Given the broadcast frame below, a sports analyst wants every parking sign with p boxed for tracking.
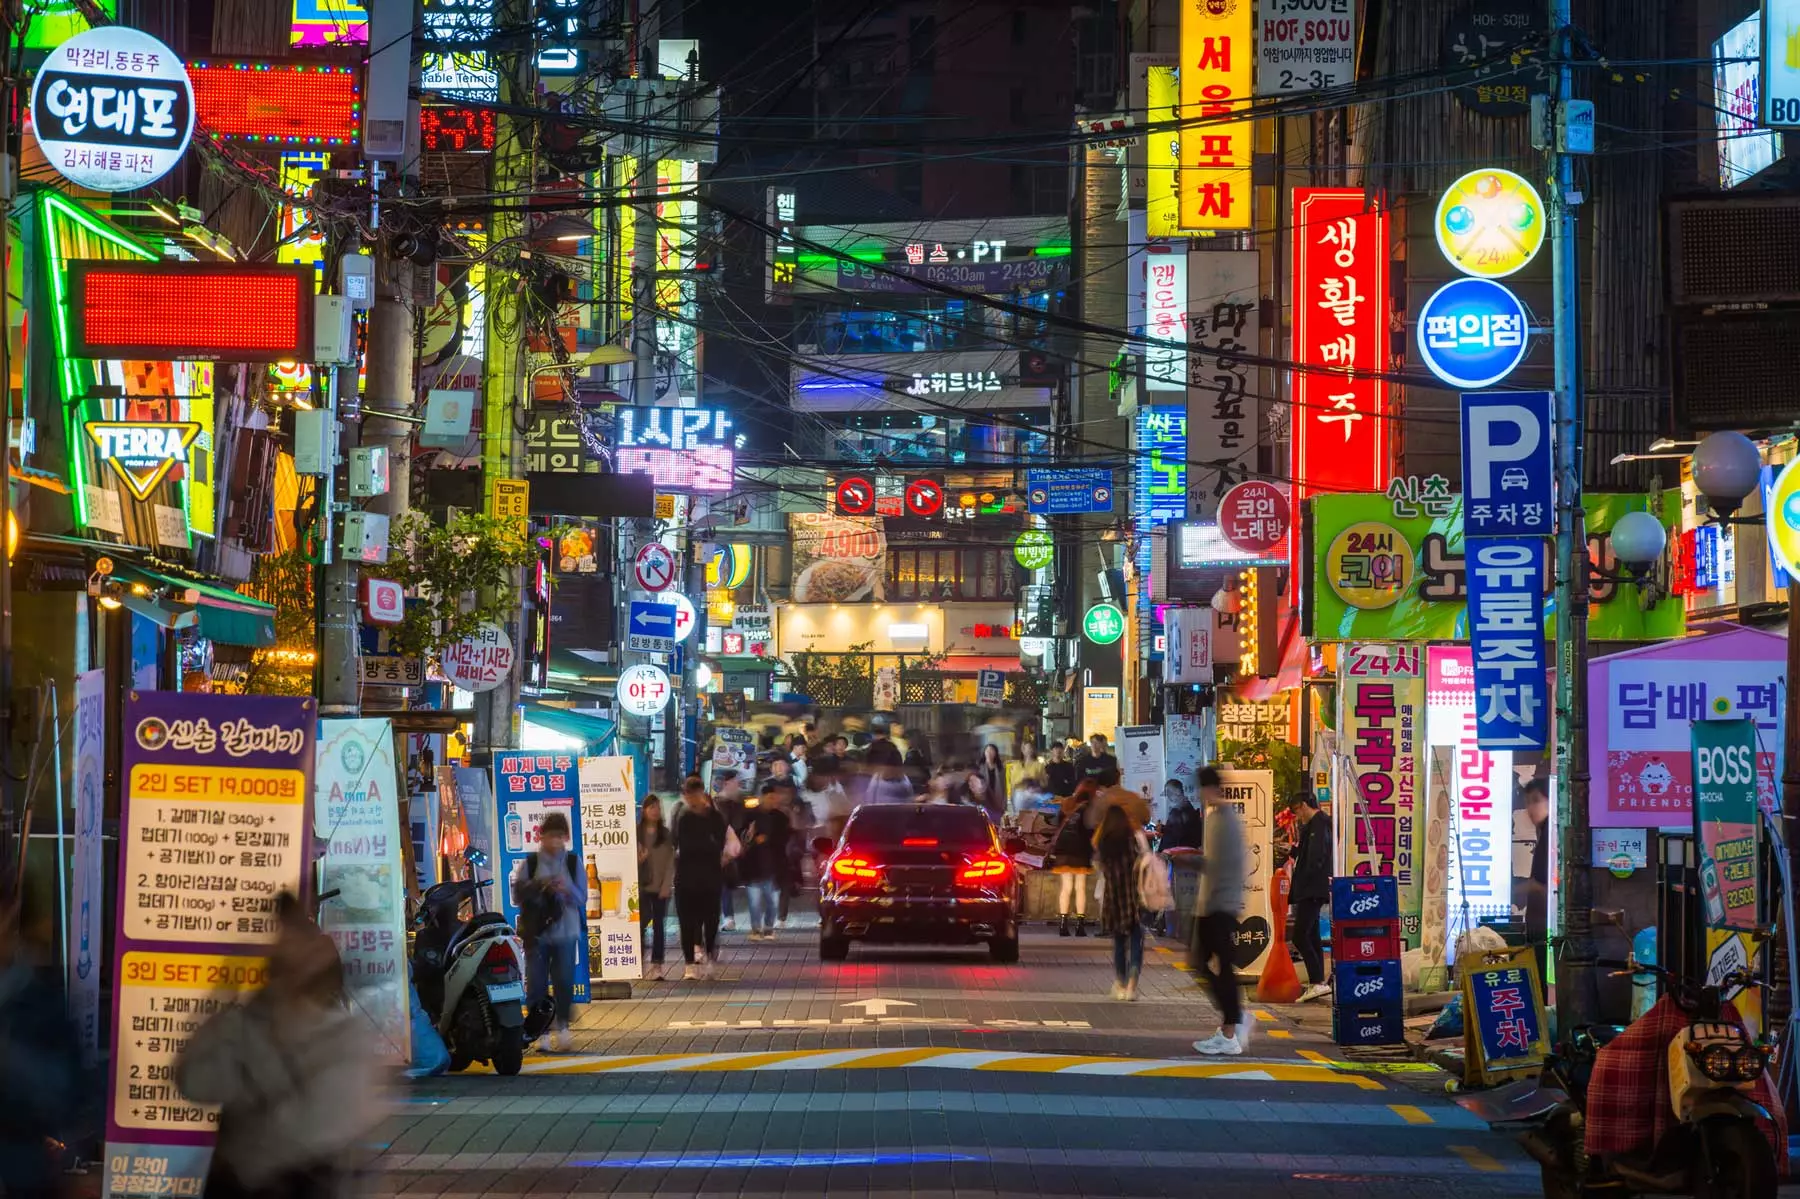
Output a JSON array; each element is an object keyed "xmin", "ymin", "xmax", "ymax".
[{"xmin": 1461, "ymin": 391, "xmax": 1554, "ymax": 539}]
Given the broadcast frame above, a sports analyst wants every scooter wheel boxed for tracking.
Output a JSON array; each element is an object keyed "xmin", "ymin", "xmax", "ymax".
[
  {"xmin": 447, "ymin": 1051, "xmax": 470, "ymax": 1073},
  {"xmin": 492, "ymin": 1028, "xmax": 525, "ymax": 1077},
  {"xmin": 1696, "ymin": 1117, "xmax": 1777, "ymax": 1199}
]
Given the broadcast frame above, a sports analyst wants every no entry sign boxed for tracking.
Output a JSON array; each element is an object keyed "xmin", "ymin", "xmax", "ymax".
[
  {"xmin": 904, "ymin": 478, "xmax": 943, "ymax": 517},
  {"xmin": 633, "ymin": 541, "xmax": 678, "ymax": 592},
  {"xmin": 836, "ymin": 476, "xmax": 874, "ymax": 515}
]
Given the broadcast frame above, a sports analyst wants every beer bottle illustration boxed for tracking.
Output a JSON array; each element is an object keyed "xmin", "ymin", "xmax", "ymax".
[
  {"xmin": 585, "ymin": 860, "xmax": 602, "ymax": 920},
  {"xmin": 504, "ymin": 809, "xmax": 523, "ymax": 852},
  {"xmin": 1701, "ymin": 857, "xmax": 1726, "ymax": 924}
]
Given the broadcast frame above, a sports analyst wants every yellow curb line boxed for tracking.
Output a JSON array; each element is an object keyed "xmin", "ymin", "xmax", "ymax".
[
  {"xmin": 1450, "ymin": 1144, "xmax": 1505, "ymax": 1173},
  {"xmin": 824, "ymin": 1048, "xmax": 958, "ymax": 1069},
  {"xmin": 1389, "ymin": 1104, "xmax": 1433, "ymax": 1125}
]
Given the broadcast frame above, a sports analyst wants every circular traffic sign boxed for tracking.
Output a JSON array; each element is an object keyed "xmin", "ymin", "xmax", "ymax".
[
  {"xmin": 836, "ymin": 476, "xmax": 874, "ymax": 515},
  {"xmin": 904, "ymin": 478, "xmax": 943, "ymax": 517},
  {"xmin": 634, "ymin": 541, "xmax": 677, "ymax": 591},
  {"xmin": 1415, "ymin": 277, "xmax": 1531, "ymax": 389},
  {"xmin": 1082, "ymin": 603, "xmax": 1125, "ymax": 645},
  {"xmin": 1434, "ymin": 168, "xmax": 1546, "ymax": 279},
  {"xmin": 1217, "ymin": 480, "xmax": 1291, "ymax": 555},
  {"xmin": 1014, "ymin": 529, "xmax": 1054, "ymax": 570},
  {"xmin": 669, "ymin": 593, "xmax": 697, "ymax": 642},
  {"xmin": 617, "ymin": 663, "xmax": 672, "ymax": 716},
  {"xmin": 33, "ymin": 27, "xmax": 195, "ymax": 193}
]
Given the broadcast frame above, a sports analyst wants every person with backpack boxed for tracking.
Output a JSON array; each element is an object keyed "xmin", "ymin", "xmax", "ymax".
[
  {"xmin": 1051, "ymin": 780, "xmax": 1099, "ymax": 936},
  {"xmin": 741, "ymin": 779, "xmax": 795, "ymax": 941},
  {"xmin": 638, "ymin": 796, "xmax": 676, "ymax": 979},
  {"xmin": 508, "ymin": 811, "xmax": 587, "ymax": 1052},
  {"xmin": 1094, "ymin": 805, "xmax": 1148, "ymax": 1000},
  {"xmin": 673, "ymin": 775, "xmax": 732, "ymax": 979}
]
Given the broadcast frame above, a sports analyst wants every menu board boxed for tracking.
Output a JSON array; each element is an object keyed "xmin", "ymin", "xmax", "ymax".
[
  {"xmin": 494, "ymin": 751, "xmax": 589, "ymax": 1003},
  {"xmin": 578, "ymin": 756, "xmax": 642, "ymax": 980},
  {"xmin": 104, "ymin": 693, "xmax": 315, "ymax": 1199}
]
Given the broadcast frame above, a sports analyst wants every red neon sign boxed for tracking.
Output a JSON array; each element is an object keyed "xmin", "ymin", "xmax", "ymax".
[
  {"xmin": 71, "ymin": 262, "xmax": 314, "ymax": 362},
  {"xmin": 421, "ymin": 105, "xmax": 497, "ymax": 152},
  {"xmin": 1291, "ymin": 188, "xmax": 1390, "ymax": 500},
  {"xmin": 187, "ymin": 60, "xmax": 360, "ymax": 146}
]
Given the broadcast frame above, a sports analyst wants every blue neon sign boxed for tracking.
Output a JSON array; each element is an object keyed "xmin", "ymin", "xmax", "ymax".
[{"xmin": 1416, "ymin": 277, "xmax": 1531, "ymax": 390}]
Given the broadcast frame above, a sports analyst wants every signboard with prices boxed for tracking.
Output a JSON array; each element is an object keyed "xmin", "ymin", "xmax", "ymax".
[
  {"xmin": 33, "ymin": 26, "xmax": 195, "ymax": 192},
  {"xmin": 1427, "ymin": 646, "xmax": 1515, "ymax": 947},
  {"xmin": 1256, "ymin": 0, "xmax": 1356, "ymax": 94},
  {"xmin": 1691, "ymin": 719, "xmax": 1762, "ymax": 933},
  {"xmin": 578, "ymin": 757, "xmax": 643, "ymax": 981},
  {"xmin": 1026, "ymin": 468, "xmax": 1114, "ymax": 514},
  {"xmin": 1292, "ymin": 190, "xmax": 1390, "ymax": 523},
  {"xmin": 1178, "ymin": 0, "xmax": 1253, "ymax": 230},
  {"xmin": 1590, "ymin": 625, "xmax": 1784, "ymax": 828},
  {"xmin": 1338, "ymin": 649, "xmax": 1424, "ymax": 946},
  {"xmin": 1459, "ymin": 945, "xmax": 1550, "ymax": 1085},
  {"xmin": 493, "ymin": 752, "xmax": 589, "ymax": 1003},
  {"xmin": 104, "ymin": 693, "xmax": 315, "ymax": 1199},
  {"xmin": 1185, "ymin": 251, "xmax": 1260, "ymax": 518}
]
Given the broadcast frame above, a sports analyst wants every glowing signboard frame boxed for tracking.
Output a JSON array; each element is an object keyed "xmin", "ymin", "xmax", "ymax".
[
  {"xmin": 31, "ymin": 26, "xmax": 195, "ymax": 193},
  {"xmin": 70, "ymin": 261, "xmax": 314, "ymax": 361},
  {"xmin": 1434, "ymin": 168, "xmax": 1546, "ymax": 279},
  {"xmin": 1415, "ymin": 276, "xmax": 1531, "ymax": 389},
  {"xmin": 1766, "ymin": 457, "xmax": 1800, "ymax": 580},
  {"xmin": 1177, "ymin": 0, "xmax": 1254, "ymax": 231},
  {"xmin": 187, "ymin": 60, "xmax": 360, "ymax": 146},
  {"xmin": 85, "ymin": 421, "xmax": 201, "ymax": 501},
  {"xmin": 420, "ymin": 104, "xmax": 497, "ymax": 151}
]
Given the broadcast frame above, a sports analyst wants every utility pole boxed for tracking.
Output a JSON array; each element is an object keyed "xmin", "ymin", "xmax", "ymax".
[
  {"xmin": 316, "ymin": 352, "xmax": 361, "ymax": 713},
  {"xmin": 473, "ymin": 0, "xmax": 534, "ymax": 760},
  {"xmin": 1548, "ymin": 0, "xmax": 1597, "ymax": 1026}
]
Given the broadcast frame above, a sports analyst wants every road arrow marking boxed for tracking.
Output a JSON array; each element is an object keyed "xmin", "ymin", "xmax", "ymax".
[{"xmin": 839, "ymin": 998, "xmax": 916, "ymax": 1016}]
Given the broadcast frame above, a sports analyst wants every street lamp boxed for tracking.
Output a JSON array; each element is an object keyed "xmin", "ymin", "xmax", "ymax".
[{"xmin": 1608, "ymin": 510, "xmax": 1669, "ymax": 579}]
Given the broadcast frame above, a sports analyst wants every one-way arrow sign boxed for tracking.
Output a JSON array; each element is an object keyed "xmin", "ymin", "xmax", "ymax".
[
  {"xmin": 627, "ymin": 600, "xmax": 678, "ymax": 654},
  {"xmin": 838, "ymin": 997, "xmax": 916, "ymax": 1016}
]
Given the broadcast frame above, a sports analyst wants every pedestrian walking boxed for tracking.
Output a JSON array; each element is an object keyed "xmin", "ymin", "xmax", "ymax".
[
  {"xmin": 975, "ymin": 743, "xmax": 1007, "ymax": 820},
  {"xmin": 637, "ymin": 795, "xmax": 676, "ymax": 979},
  {"xmin": 673, "ymin": 775, "xmax": 732, "ymax": 979},
  {"xmin": 0, "ymin": 877, "xmax": 85, "ymax": 1199},
  {"xmin": 509, "ymin": 810, "xmax": 587, "ymax": 1052},
  {"xmin": 742, "ymin": 779, "xmax": 795, "ymax": 940},
  {"xmin": 1161, "ymin": 783, "xmax": 1203, "ymax": 851},
  {"xmin": 178, "ymin": 891, "xmax": 381, "ymax": 1199},
  {"xmin": 803, "ymin": 754, "xmax": 852, "ymax": 843},
  {"xmin": 1094, "ymin": 805, "xmax": 1147, "ymax": 1001},
  {"xmin": 713, "ymin": 768, "xmax": 746, "ymax": 930},
  {"xmin": 1191, "ymin": 766, "xmax": 1250, "ymax": 1055},
  {"xmin": 1044, "ymin": 742, "xmax": 1077, "ymax": 798},
  {"xmin": 1051, "ymin": 780, "xmax": 1098, "ymax": 936},
  {"xmin": 779, "ymin": 776, "xmax": 814, "ymax": 927},
  {"xmin": 1076, "ymin": 733, "xmax": 1118, "ymax": 783},
  {"xmin": 1287, "ymin": 791, "xmax": 1333, "ymax": 1002}
]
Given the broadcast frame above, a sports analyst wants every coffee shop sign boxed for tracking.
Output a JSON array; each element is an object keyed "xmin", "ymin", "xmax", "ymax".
[{"xmin": 906, "ymin": 370, "xmax": 1004, "ymax": 397}]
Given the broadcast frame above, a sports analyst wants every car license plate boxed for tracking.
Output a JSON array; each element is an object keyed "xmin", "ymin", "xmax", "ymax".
[{"xmin": 486, "ymin": 981, "xmax": 524, "ymax": 1003}]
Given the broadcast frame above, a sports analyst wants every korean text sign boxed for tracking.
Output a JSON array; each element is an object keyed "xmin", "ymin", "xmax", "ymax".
[
  {"xmin": 1185, "ymin": 251, "xmax": 1260, "ymax": 518},
  {"xmin": 1465, "ymin": 538, "xmax": 1549, "ymax": 749},
  {"xmin": 1292, "ymin": 190, "xmax": 1389, "ymax": 507},
  {"xmin": 1178, "ymin": 0, "xmax": 1253, "ymax": 230},
  {"xmin": 1339, "ymin": 656, "xmax": 1424, "ymax": 944},
  {"xmin": 105, "ymin": 693, "xmax": 316, "ymax": 1199},
  {"xmin": 1590, "ymin": 626, "xmax": 1784, "ymax": 828},
  {"xmin": 1256, "ymin": 0, "xmax": 1355, "ymax": 95},
  {"xmin": 494, "ymin": 751, "xmax": 590, "ymax": 1003},
  {"xmin": 578, "ymin": 757, "xmax": 643, "ymax": 981},
  {"xmin": 1460, "ymin": 391, "xmax": 1553, "ymax": 539},
  {"xmin": 1427, "ymin": 646, "xmax": 1515, "ymax": 946},
  {"xmin": 1691, "ymin": 719, "xmax": 1762, "ymax": 933},
  {"xmin": 1143, "ymin": 251, "xmax": 1187, "ymax": 391},
  {"xmin": 1461, "ymin": 947, "xmax": 1549, "ymax": 1082}
]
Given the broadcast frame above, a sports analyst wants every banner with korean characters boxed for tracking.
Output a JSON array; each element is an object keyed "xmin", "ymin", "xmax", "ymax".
[
  {"xmin": 314, "ymin": 719, "xmax": 411, "ymax": 1064},
  {"xmin": 1458, "ymin": 944, "xmax": 1550, "ymax": 1087},
  {"xmin": 1689, "ymin": 718, "xmax": 1762, "ymax": 933},
  {"xmin": 1464, "ymin": 538, "xmax": 1548, "ymax": 750},
  {"xmin": 1306, "ymin": 491, "xmax": 1684, "ymax": 642},
  {"xmin": 1336, "ymin": 646, "xmax": 1425, "ymax": 947},
  {"xmin": 1589, "ymin": 624, "xmax": 1783, "ymax": 828},
  {"xmin": 105, "ymin": 693, "xmax": 316, "ymax": 1199},
  {"xmin": 577, "ymin": 756, "xmax": 644, "ymax": 981},
  {"xmin": 1426, "ymin": 646, "xmax": 1515, "ymax": 952},
  {"xmin": 1184, "ymin": 250, "xmax": 1259, "ymax": 519},
  {"xmin": 494, "ymin": 752, "xmax": 590, "ymax": 1003}
]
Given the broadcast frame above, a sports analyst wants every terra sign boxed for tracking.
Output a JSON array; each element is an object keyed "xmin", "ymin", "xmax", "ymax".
[
  {"xmin": 32, "ymin": 26, "xmax": 195, "ymax": 192},
  {"xmin": 85, "ymin": 420, "xmax": 200, "ymax": 501}
]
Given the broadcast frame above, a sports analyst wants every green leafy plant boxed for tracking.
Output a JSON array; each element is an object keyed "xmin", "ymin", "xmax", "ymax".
[
  {"xmin": 367, "ymin": 510, "xmax": 543, "ymax": 657},
  {"xmin": 1218, "ymin": 735, "xmax": 1304, "ymax": 801},
  {"xmin": 239, "ymin": 548, "xmax": 317, "ymax": 697}
]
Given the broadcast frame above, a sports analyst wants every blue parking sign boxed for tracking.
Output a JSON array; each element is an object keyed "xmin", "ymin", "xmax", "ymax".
[
  {"xmin": 1466, "ymin": 538, "xmax": 1549, "ymax": 750},
  {"xmin": 1460, "ymin": 391, "xmax": 1553, "ymax": 539}
]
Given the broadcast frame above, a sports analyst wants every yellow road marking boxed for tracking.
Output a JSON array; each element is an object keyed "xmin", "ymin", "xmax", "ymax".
[
  {"xmin": 1389, "ymin": 1104, "xmax": 1433, "ymax": 1125},
  {"xmin": 522, "ymin": 1052, "xmax": 696, "ymax": 1074},
  {"xmin": 679, "ymin": 1051, "xmax": 815, "ymax": 1071},
  {"xmin": 1264, "ymin": 1029, "xmax": 1292, "ymax": 1039},
  {"xmin": 1297, "ymin": 1049, "xmax": 1333, "ymax": 1065},
  {"xmin": 824, "ymin": 1047, "xmax": 955, "ymax": 1070},
  {"xmin": 975, "ymin": 1054, "xmax": 1115, "ymax": 1073},
  {"xmin": 1134, "ymin": 1062, "xmax": 1385, "ymax": 1090},
  {"xmin": 1450, "ymin": 1144, "xmax": 1505, "ymax": 1173},
  {"xmin": 1253, "ymin": 1010, "xmax": 1276, "ymax": 1022}
]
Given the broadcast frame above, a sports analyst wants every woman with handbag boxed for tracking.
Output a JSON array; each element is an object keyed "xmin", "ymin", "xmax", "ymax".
[
  {"xmin": 1094, "ymin": 805, "xmax": 1148, "ymax": 1001},
  {"xmin": 672, "ymin": 775, "xmax": 736, "ymax": 980},
  {"xmin": 1050, "ymin": 780, "xmax": 1098, "ymax": 936}
]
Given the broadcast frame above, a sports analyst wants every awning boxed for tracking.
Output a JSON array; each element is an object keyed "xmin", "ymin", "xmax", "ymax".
[
  {"xmin": 521, "ymin": 702, "xmax": 617, "ymax": 752},
  {"xmin": 117, "ymin": 565, "xmax": 277, "ymax": 648},
  {"xmin": 10, "ymin": 463, "xmax": 71, "ymax": 494},
  {"xmin": 709, "ymin": 654, "xmax": 779, "ymax": 672}
]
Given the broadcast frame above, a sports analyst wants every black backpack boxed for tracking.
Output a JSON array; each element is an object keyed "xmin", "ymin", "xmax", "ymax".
[{"xmin": 518, "ymin": 851, "xmax": 579, "ymax": 941}]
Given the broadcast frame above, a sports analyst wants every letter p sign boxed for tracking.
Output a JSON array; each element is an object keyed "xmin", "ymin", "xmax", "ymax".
[{"xmin": 1460, "ymin": 391, "xmax": 1554, "ymax": 538}]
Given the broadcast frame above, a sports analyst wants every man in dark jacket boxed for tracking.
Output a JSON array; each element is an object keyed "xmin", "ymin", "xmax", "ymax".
[
  {"xmin": 1076, "ymin": 733, "xmax": 1118, "ymax": 783},
  {"xmin": 1288, "ymin": 792, "xmax": 1333, "ymax": 1001},
  {"xmin": 1161, "ymin": 788, "xmax": 1203, "ymax": 851},
  {"xmin": 1044, "ymin": 742, "xmax": 1077, "ymax": 798}
]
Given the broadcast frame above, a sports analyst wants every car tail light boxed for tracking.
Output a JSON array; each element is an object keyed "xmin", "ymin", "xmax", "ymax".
[
  {"xmin": 830, "ymin": 855, "xmax": 881, "ymax": 883},
  {"xmin": 483, "ymin": 942, "xmax": 515, "ymax": 970},
  {"xmin": 957, "ymin": 854, "xmax": 1011, "ymax": 885},
  {"xmin": 901, "ymin": 838, "xmax": 938, "ymax": 847}
]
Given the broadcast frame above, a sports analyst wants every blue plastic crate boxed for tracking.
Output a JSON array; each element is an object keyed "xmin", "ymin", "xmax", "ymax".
[
  {"xmin": 1333, "ymin": 960, "xmax": 1404, "ymax": 1008},
  {"xmin": 1332, "ymin": 1001, "xmax": 1406, "ymax": 1047},
  {"xmin": 1331, "ymin": 875, "xmax": 1398, "ymax": 922}
]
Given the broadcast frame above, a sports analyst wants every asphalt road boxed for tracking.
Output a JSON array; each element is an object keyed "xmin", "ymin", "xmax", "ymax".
[{"xmin": 369, "ymin": 918, "xmax": 1542, "ymax": 1198}]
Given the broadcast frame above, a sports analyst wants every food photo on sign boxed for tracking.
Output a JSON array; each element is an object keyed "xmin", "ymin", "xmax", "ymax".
[{"xmin": 788, "ymin": 511, "xmax": 886, "ymax": 602}]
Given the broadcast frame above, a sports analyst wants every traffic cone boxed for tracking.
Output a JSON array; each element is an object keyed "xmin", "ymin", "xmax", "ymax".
[{"xmin": 1257, "ymin": 864, "xmax": 1303, "ymax": 1003}]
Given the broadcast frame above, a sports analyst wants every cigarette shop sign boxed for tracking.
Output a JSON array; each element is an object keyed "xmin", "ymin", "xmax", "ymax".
[{"xmin": 32, "ymin": 26, "xmax": 195, "ymax": 192}]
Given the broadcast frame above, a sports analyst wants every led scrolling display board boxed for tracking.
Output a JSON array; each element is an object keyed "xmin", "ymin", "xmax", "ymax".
[{"xmin": 70, "ymin": 262, "xmax": 314, "ymax": 362}]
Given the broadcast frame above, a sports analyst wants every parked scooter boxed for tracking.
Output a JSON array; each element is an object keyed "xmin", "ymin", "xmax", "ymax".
[
  {"xmin": 410, "ymin": 859, "xmax": 546, "ymax": 1076},
  {"xmin": 1519, "ymin": 960, "xmax": 1776, "ymax": 1199}
]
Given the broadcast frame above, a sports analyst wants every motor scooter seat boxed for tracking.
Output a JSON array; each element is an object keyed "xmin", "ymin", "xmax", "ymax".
[{"xmin": 447, "ymin": 911, "xmax": 510, "ymax": 957}]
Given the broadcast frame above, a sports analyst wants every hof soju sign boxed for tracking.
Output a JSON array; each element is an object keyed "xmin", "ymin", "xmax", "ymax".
[{"xmin": 32, "ymin": 27, "xmax": 195, "ymax": 192}]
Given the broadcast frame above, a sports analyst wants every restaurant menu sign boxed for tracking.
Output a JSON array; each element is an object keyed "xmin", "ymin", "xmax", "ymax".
[
  {"xmin": 105, "ymin": 693, "xmax": 315, "ymax": 1199},
  {"xmin": 32, "ymin": 26, "xmax": 195, "ymax": 192},
  {"xmin": 494, "ymin": 751, "xmax": 590, "ymax": 1003},
  {"xmin": 578, "ymin": 756, "xmax": 644, "ymax": 981},
  {"xmin": 1338, "ymin": 647, "xmax": 1424, "ymax": 945},
  {"xmin": 315, "ymin": 719, "xmax": 410, "ymax": 1063}
]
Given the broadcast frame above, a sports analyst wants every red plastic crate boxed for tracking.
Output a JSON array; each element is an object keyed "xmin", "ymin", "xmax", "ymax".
[{"xmin": 1332, "ymin": 918, "xmax": 1401, "ymax": 963}]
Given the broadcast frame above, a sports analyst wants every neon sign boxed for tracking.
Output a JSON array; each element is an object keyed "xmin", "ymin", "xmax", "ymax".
[{"xmin": 86, "ymin": 421, "xmax": 200, "ymax": 501}]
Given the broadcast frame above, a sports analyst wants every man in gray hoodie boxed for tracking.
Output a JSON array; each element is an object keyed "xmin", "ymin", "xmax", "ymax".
[{"xmin": 1192, "ymin": 766, "xmax": 1250, "ymax": 1056}]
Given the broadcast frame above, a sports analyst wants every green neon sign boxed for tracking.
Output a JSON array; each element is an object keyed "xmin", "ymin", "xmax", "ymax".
[
  {"xmin": 1014, "ymin": 529, "xmax": 1054, "ymax": 569},
  {"xmin": 1083, "ymin": 603, "xmax": 1125, "ymax": 645}
]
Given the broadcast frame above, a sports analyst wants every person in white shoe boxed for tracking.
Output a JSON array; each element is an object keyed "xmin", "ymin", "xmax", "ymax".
[
  {"xmin": 638, "ymin": 795, "xmax": 676, "ymax": 980},
  {"xmin": 1286, "ymin": 791, "xmax": 1334, "ymax": 1004},
  {"xmin": 510, "ymin": 811, "xmax": 587, "ymax": 1052},
  {"xmin": 1191, "ymin": 767, "xmax": 1249, "ymax": 1056},
  {"xmin": 1094, "ymin": 805, "xmax": 1147, "ymax": 1001},
  {"xmin": 673, "ymin": 775, "xmax": 730, "ymax": 980}
]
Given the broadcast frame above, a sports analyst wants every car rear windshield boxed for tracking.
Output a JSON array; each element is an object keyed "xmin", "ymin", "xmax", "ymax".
[{"xmin": 845, "ymin": 804, "xmax": 993, "ymax": 849}]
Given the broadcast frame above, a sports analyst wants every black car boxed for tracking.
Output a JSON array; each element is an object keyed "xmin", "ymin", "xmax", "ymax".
[{"xmin": 816, "ymin": 803, "xmax": 1021, "ymax": 963}]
